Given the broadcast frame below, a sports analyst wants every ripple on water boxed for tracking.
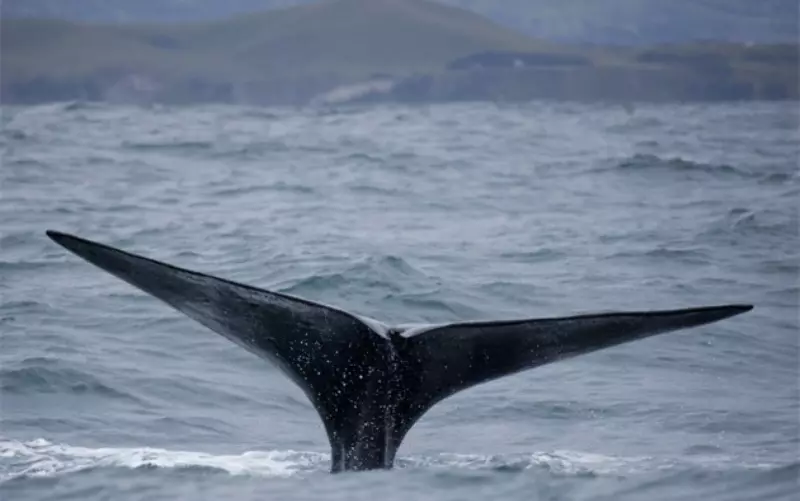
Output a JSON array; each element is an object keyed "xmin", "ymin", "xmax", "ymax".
[{"xmin": 0, "ymin": 358, "xmax": 144, "ymax": 404}]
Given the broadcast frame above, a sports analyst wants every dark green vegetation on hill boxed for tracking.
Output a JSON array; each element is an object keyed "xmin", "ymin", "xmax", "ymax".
[{"xmin": 2, "ymin": 0, "xmax": 797, "ymax": 105}]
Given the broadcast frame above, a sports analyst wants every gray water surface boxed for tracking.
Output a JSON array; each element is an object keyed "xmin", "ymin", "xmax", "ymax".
[{"xmin": 1, "ymin": 101, "xmax": 798, "ymax": 500}]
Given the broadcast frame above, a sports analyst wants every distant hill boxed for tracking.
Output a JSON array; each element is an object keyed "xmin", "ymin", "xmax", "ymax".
[
  {"xmin": 1, "ymin": 0, "xmax": 796, "ymax": 105},
  {"xmin": 0, "ymin": 0, "xmax": 556, "ymax": 104},
  {"xmin": 0, "ymin": 0, "xmax": 555, "ymax": 79},
  {"xmin": 3, "ymin": 0, "xmax": 797, "ymax": 45},
  {"xmin": 438, "ymin": 0, "xmax": 799, "ymax": 45},
  {"xmin": 0, "ymin": 0, "xmax": 315, "ymax": 24}
]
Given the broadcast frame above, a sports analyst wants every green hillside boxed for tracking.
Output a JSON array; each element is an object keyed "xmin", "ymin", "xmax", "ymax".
[
  {"xmin": 4, "ymin": 0, "xmax": 797, "ymax": 45},
  {"xmin": 1, "ymin": 0, "xmax": 559, "ymax": 81},
  {"xmin": 1, "ymin": 0, "xmax": 796, "ymax": 105}
]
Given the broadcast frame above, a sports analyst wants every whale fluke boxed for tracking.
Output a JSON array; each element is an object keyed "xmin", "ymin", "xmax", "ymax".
[{"xmin": 45, "ymin": 230, "xmax": 753, "ymax": 473}]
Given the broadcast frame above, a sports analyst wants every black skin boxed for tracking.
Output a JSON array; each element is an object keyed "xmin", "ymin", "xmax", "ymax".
[{"xmin": 45, "ymin": 230, "xmax": 753, "ymax": 473}]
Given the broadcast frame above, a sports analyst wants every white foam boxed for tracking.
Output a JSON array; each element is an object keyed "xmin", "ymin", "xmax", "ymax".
[
  {"xmin": 401, "ymin": 448, "xmax": 780, "ymax": 476},
  {"xmin": 529, "ymin": 449, "xmax": 653, "ymax": 474},
  {"xmin": 404, "ymin": 449, "xmax": 653, "ymax": 475},
  {"xmin": 0, "ymin": 438, "xmax": 327, "ymax": 483},
  {"xmin": 1, "ymin": 438, "xmax": 776, "ymax": 483}
]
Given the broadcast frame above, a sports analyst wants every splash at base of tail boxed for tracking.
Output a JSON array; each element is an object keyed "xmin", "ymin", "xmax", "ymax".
[{"xmin": 45, "ymin": 230, "xmax": 753, "ymax": 473}]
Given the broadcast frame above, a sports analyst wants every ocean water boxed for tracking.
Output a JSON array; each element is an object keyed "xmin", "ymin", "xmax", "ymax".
[{"xmin": 0, "ymin": 101, "xmax": 797, "ymax": 501}]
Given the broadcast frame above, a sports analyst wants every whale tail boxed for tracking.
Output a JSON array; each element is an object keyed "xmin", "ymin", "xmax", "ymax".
[{"xmin": 45, "ymin": 230, "xmax": 753, "ymax": 472}]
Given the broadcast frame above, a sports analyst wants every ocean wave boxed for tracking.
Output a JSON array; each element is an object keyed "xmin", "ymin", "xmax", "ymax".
[
  {"xmin": 0, "ymin": 260, "xmax": 58, "ymax": 273},
  {"xmin": 239, "ymin": 108, "xmax": 282, "ymax": 120},
  {"xmin": 497, "ymin": 248, "xmax": 564, "ymax": 262},
  {"xmin": 701, "ymin": 207, "xmax": 799, "ymax": 242},
  {"xmin": 0, "ymin": 359, "xmax": 142, "ymax": 403},
  {"xmin": 761, "ymin": 259, "xmax": 800, "ymax": 276},
  {"xmin": 761, "ymin": 171, "xmax": 798, "ymax": 185},
  {"xmin": 727, "ymin": 209, "xmax": 797, "ymax": 237},
  {"xmin": 265, "ymin": 181, "xmax": 317, "ymax": 194},
  {"xmin": 61, "ymin": 101, "xmax": 105, "ymax": 113},
  {"xmin": 347, "ymin": 184, "xmax": 402, "ymax": 196},
  {"xmin": 613, "ymin": 461, "xmax": 800, "ymax": 501},
  {"xmin": 0, "ymin": 300, "xmax": 55, "ymax": 318},
  {"xmin": 1, "ymin": 127, "xmax": 29, "ymax": 141},
  {"xmin": 608, "ymin": 245, "xmax": 711, "ymax": 265},
  {"xmin": 279, "ymin": 255, "xmax": 430, "ymax": 298},
  {"xmin": 122, "ymin": 140, "xmax": 214, "ymax": 152},
  {"xmin": 0, "ymin": 438, "xmax": 323, "ymax": 483},
  {"xmin": 273, "ymin": 254, "xmax": 481, "ymax": 323},
  {"xmin": 2, "ymin": 157, "xmax": 48, "ymax": 169},
  {"xmin": 616, "ymin": 154, "xmax": 747, "ymax": 177},
  {"xmin": 606, "ymin": 116, "xmax": 665, "ymax": 133},
  {"xmin": 341, "ymin": 152, "xmax": 384, "ymax": 164},
  {"xmin": 211, "ymin": 182, "xmax": 315, "ymax": 198},
  {"xmin": 210, "ymin": 141, "xmax": 293, "ymax": 159},
  {"xmin": 1, "ymin": 438, "xmax": 787, "ymax": 485},
  {"xmin": 385, "ymin": 291, "xmax": 483, "ymax": 320}
]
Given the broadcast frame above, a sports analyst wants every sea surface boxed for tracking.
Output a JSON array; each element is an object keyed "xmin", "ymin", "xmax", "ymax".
[{"xmin": 0, "ymin": 101, "xmax": 797, "ymax": 501}]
